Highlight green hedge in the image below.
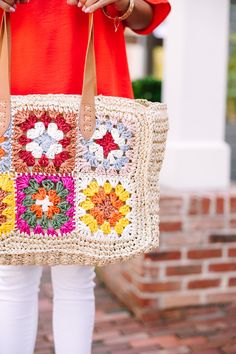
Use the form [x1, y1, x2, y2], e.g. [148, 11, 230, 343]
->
[227, 46, 236, 122]
[132, 77, 162, 102]
[228, 48, 236, 98]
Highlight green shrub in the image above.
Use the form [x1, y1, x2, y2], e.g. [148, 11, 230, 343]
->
[227, 47, 236, 122]
[228, 48, 236, 98]
[132, 77, 162, 102]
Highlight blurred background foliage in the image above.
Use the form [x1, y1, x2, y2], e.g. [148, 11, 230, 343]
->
[132, 77, 162, 102]
[227, 7, 236, 123]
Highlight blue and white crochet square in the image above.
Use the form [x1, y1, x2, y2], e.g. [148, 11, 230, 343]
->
[0, 123, 12, 173]
[78, 119, 136, 175]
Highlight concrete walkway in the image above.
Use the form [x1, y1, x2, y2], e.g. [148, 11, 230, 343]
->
[35, 266, 236, 354]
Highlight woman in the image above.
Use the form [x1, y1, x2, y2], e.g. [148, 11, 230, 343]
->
[0, 1, 171, 354]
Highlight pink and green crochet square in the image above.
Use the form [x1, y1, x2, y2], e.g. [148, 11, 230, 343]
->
[12, 110, 77, 174]
[16, 175, 75, 236]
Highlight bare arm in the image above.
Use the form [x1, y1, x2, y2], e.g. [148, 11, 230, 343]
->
[113, 0, 153, 31]
[68, 0, 153, 32]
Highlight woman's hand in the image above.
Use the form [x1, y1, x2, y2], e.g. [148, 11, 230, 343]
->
[67, 0, 130, 14]
[0, 0, 29, 12]
[67, 0, 154, 32]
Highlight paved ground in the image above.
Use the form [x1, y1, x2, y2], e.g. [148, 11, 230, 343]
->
[35, 266, 236, 354]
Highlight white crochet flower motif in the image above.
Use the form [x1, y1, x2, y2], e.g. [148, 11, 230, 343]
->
[26, 122, 64, 159]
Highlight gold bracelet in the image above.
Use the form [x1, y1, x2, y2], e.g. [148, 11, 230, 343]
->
[102, 0, 135, 32]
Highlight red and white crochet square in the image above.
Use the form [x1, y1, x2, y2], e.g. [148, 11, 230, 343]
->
[12, 110, 77, 174]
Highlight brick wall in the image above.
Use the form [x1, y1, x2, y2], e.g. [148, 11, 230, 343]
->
[97, 185, 236, 320]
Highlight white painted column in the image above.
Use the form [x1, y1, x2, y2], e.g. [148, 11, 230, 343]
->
[125, 29, 147, 80]
[161, 0, 231, 189]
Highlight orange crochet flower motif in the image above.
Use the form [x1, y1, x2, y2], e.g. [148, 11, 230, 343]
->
[80, 180, 131, 235]
[31, 187, 61, 219]
[90, 188, 124, 226]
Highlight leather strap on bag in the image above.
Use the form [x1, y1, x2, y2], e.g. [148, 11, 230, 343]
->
[79, 13, 97, 140]
[0, 12, 11, 137]
[0, 11, 97, 140]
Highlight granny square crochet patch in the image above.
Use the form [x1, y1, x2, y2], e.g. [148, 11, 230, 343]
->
[12, 109, 77, 174]
[0, 123, 12, 173]
[77, 117, 136, 175]
[77, 176, 133, 238]
[0, 174, 15, 235]
[16, 174, 75, 236]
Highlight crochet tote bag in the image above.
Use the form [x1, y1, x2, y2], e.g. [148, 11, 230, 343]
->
[0, 11, 168, 266]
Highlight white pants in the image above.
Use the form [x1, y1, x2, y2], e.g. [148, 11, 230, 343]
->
[0, 264, 96, 354]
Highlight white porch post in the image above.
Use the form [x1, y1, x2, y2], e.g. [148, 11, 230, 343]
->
[125, 30, 147, 80]
[161, 0, 231, 189]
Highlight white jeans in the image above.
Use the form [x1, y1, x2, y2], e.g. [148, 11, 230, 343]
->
[0, 264, 96, 354]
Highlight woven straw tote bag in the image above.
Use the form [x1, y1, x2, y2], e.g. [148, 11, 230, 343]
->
[0, 11, 168, 266]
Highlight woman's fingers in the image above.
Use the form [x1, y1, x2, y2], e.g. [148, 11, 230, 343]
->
[67, 0, 111, 13]
[81, 0, 96, 10]
[67, 0, 88, 8]
[83, 0, 108, 13]
[0, 0, 30, 11]
[67, 0, 78, 4]
[3, 0, 15, 4]
[0, 0, 16, 12]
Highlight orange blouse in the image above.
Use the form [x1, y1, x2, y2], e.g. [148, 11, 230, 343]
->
[0, 0, 171, 98]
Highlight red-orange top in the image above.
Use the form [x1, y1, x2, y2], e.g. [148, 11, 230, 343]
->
[0, 0, 171, 98]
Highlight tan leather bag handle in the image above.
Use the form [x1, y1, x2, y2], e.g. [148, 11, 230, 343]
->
[0, 12, 11, 137]
[79, 13, 97, 140]
[0, 11, 97, 140]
